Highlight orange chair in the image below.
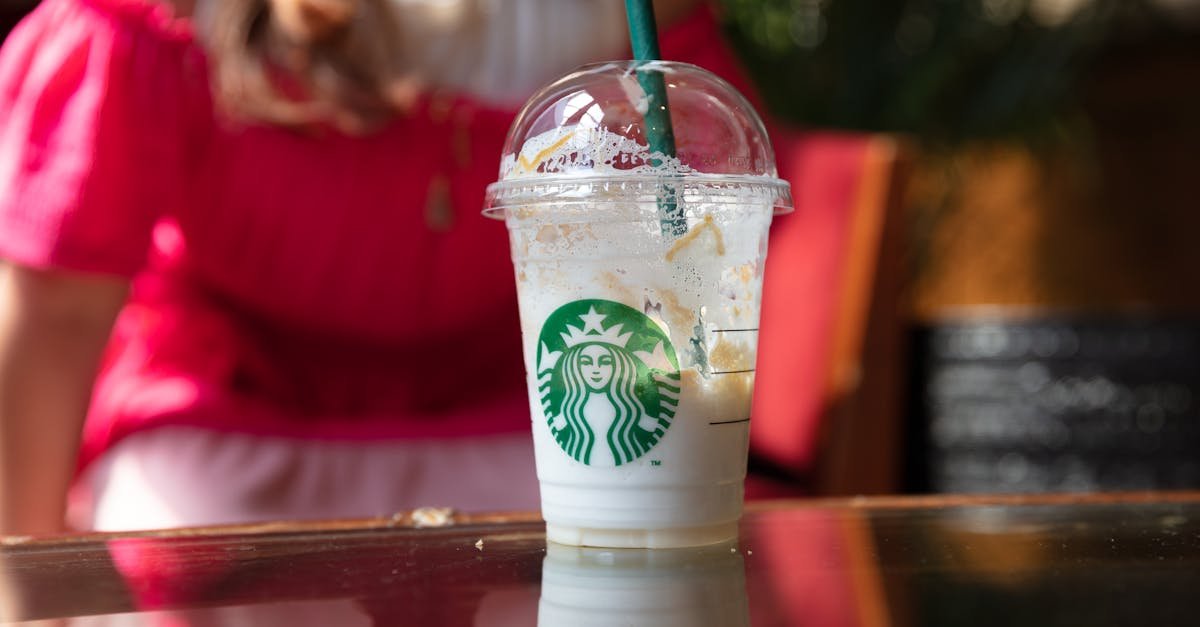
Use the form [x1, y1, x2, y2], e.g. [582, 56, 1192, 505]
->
[748, 131, 911, 497]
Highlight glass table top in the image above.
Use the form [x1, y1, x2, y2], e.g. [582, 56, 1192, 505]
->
[3, 493, 1199, 626]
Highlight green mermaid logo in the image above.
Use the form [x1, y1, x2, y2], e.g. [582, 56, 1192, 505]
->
[537, 299, 681, 466]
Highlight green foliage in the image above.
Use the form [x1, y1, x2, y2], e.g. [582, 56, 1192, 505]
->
[717, 0, 1117, 141]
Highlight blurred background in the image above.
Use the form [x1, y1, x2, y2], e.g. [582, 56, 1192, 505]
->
[717, 0, 1200, 496]
[3, 0, 1199, 497]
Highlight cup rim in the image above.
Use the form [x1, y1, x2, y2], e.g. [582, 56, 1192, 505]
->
[482, 173, 793, 219]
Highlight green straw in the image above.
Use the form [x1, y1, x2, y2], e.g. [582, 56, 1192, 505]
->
[624, 0, 686, 238]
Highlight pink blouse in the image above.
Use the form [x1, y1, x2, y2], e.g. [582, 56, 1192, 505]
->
[0, 0, 751, 477]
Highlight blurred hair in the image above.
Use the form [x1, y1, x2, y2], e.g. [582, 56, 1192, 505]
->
[203, 0, 415, 132]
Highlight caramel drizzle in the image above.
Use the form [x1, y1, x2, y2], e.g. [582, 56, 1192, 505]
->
[665, 215, 725, 262]
[515, 132, 576, 174]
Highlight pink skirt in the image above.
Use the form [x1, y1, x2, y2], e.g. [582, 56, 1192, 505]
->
[72, 426, 540, 531]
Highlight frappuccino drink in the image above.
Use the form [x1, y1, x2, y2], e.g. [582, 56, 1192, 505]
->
[486, 62, 791, 548]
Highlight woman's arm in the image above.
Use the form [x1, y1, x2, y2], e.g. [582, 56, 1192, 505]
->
[0, 264, 127, 535]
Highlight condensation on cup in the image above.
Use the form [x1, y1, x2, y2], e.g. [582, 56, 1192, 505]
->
[485, 61, 792, 548]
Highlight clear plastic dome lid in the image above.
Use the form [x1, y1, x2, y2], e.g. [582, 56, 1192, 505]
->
[484, 61, 792, 217]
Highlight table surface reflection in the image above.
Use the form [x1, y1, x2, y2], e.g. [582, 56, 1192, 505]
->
[4, 493, 1200, 626]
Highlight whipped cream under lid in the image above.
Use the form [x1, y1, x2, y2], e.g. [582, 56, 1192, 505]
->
[484, 61, 792, 218]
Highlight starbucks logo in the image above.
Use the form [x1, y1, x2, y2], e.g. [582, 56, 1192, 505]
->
[536, 299, 681, 466]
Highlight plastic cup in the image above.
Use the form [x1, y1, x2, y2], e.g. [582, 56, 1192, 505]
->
[485, 62, 792, 548]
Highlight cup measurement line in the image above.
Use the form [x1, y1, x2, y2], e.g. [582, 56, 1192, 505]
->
[709, 418, 751, 425]
[711, 328, 759, 333]
[710, 368, 755, 375]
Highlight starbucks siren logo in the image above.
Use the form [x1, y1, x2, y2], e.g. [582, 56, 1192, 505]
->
[536, 299, 681, 466]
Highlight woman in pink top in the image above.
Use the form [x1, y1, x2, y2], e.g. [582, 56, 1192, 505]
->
[0, 0, 731, 536]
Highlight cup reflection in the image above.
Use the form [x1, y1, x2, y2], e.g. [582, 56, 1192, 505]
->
[538, 541, 749, 627]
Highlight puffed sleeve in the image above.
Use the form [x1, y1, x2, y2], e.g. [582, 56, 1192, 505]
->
[0, 0, 193, 277]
